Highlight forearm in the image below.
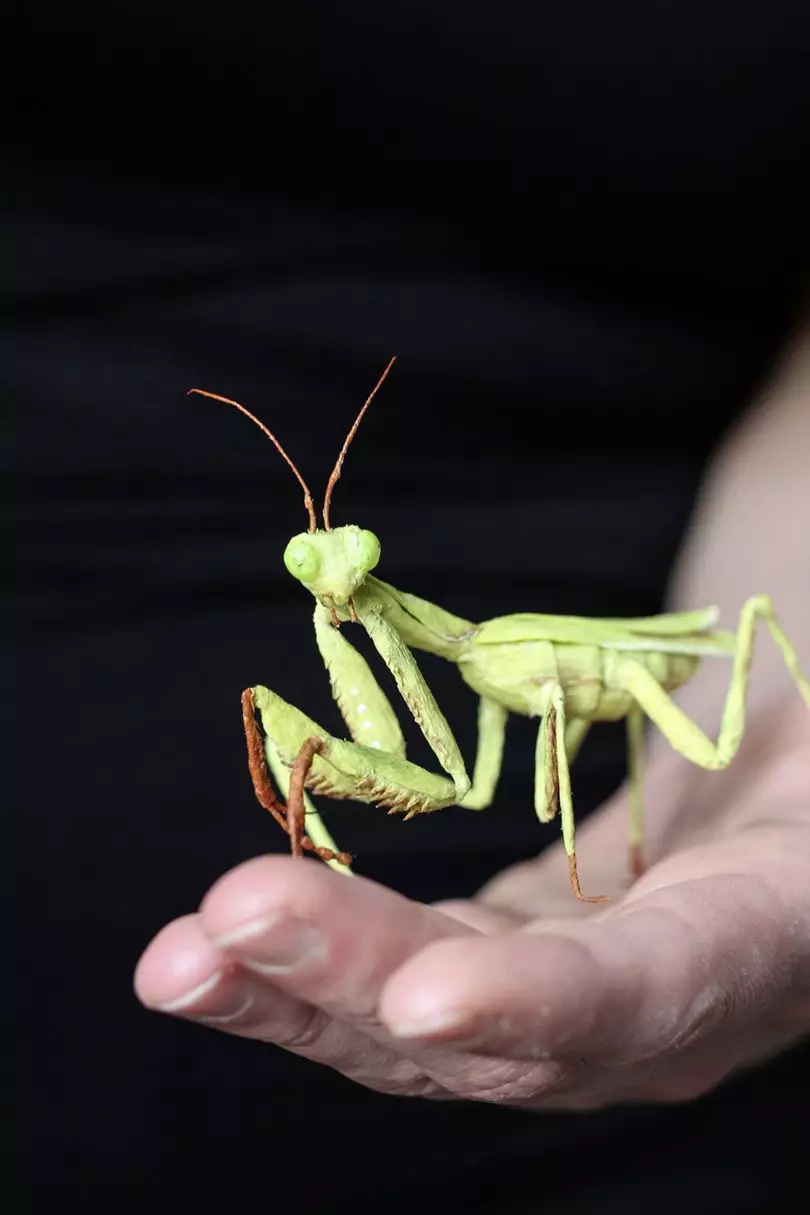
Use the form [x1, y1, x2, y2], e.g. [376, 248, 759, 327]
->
[666, 316, 810, 723]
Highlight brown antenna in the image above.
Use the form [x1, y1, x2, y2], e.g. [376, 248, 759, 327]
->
[322, 356, 396, 531]
[188, 388, 317, 532]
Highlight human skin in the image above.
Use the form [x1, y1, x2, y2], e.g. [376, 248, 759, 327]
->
[135, 320, 810, 1109]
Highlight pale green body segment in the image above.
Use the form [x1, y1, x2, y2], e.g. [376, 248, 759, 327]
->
[252, 526, 810, 893]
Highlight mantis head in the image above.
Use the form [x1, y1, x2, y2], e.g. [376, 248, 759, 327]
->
[188, 357, 395, 617]
[283, 525, 380, 605]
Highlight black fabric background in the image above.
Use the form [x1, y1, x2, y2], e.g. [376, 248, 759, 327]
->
[6, 2, 810, 1210]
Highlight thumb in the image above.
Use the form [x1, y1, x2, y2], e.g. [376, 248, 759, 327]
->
[379, 850, 809, 1074]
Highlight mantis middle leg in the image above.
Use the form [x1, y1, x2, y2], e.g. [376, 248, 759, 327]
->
[461, 697, 508, 810]
[534, 684, 609, 903]
[462, 704, 589, 812]
[626, 705, 646, 879]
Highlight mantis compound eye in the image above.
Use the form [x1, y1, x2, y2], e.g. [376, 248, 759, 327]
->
[355, 529, 381, 573]
[283, 536, 321, 582]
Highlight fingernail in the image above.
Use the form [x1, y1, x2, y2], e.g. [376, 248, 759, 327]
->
[212, 914, 324, 975]
[157, 971, 225, 1012]
[155, 970, 256, 1024]
[388, 1008, 472, 1039]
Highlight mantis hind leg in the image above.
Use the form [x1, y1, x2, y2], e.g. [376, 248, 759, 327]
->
[617, 595, 810, 773]
[534, 686, 608, 903]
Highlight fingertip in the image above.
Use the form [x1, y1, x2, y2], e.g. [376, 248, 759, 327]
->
[134, 913, 229, 1011]
[198, 853, 351, 929]
[376, 935, 494, 1038]
[378, 932, 602, 1049]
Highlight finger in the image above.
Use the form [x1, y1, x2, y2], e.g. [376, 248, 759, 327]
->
[135, 914, 246, 1018]
[197, 854, 478, 1037]
[379, 852, 810, 1073]
[430, 899, 522, 933]
[134, 913, 332, 1037]
[145, 859, 575, 1105]
[134, 913, 444, 1097]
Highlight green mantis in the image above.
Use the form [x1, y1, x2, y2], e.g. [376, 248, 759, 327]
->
[190, 359, 810, 901]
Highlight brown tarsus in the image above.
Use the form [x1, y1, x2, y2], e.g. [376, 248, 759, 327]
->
[241, 689, 352, 866]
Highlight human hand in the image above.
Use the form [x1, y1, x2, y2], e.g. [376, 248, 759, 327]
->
[134, 697, 810, 1109]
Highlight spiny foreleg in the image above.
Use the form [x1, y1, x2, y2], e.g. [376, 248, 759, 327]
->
[241, 689, 352, 867]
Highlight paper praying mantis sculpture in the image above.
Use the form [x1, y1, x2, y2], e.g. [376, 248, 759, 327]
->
[189, 359, 810, 901]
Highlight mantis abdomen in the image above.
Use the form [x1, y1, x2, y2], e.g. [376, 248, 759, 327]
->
[457, 639, 702, 722]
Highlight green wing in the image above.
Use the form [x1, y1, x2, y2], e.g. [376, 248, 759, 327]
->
[475, 610, 736, 656]
[599, 607, 720, 634]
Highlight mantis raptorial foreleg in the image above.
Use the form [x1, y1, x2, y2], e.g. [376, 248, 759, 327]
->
[617, 595, 810, 770]
[357, 606, 471, 802]
[247, 606, 488, 871]
[251, 681, 463, 818]
[313, 604, 406, 757]
[241, 689, 353, 872]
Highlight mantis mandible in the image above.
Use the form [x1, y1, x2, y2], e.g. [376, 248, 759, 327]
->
[189, 359, 810, 901]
